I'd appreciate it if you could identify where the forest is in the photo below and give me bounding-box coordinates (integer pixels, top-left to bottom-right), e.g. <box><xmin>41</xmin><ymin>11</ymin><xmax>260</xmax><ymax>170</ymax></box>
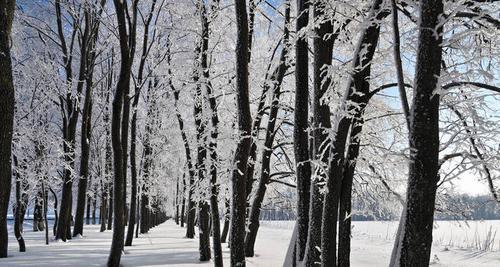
<box><xmin>0</xmin><ymin>0</ymin><xmax>499</xmax><ymax>266</ymax></box>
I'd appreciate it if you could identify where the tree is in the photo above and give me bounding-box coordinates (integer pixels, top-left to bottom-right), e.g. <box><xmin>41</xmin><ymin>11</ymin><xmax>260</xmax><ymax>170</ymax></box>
<box><xmin>294</xmin><ymin>0</ymin><xmax>311</xmax><ymax>262</ymax></box>
<box><xmin>245</xmin><ymin>1</ymin><xmax>291</xmax><ymax>257</ymax></box>
<box><xmin>126</xmin><ymin>0</ymin><xmax>159</xmax><ymax>247</ymax></box>
<box><xmin>108</xmin><ymin>0</ymin><xmax>138</xmax><ymax>266</ymax></box>
<box><xmin>74</xmin><ymin>0</ymin><xmax>106</xmax><ymax>237</ymax></box>
<box><xmin>392</xmin><ymin>0</ymin><xmax>443</xmax><ymax>265</ymax></box>
<box><xmin>0</xmin><ymin>0</ymin><xmax>16</xmax><ymax>258</ymax></box>
<box><xmin>12</xmin><ymin>156</ymin><xmax>26</xmax><ymax>252</ymax></box>
<box><xmin>320</xmin><ymin>0</ymin><xmax>388</xmax><ymax>265</ymax></box>
<box><xmin>230</xmin><ymin>0</ymin><xmax>252</xmax><ymax>265</ymax></box>
<box><xmin>303</xmin><ymin>1</ymin><xmax>334</xmax><ymax>265</ymax></box>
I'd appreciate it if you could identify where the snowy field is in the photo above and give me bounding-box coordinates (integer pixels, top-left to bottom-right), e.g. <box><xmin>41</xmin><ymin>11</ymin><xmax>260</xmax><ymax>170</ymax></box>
<box><xmin>2</xmin><ymin>220</ymin><xmax>500</xmax><ymax>266</ymax></box>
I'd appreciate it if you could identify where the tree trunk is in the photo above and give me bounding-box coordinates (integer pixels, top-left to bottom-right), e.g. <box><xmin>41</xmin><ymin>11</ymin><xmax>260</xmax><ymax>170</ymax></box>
<box><xmin>108</xmin><ymin>1</ymin><xmax>136</xmax><ymax>266</ymax></box>
<box><xmin>0</xmin><ymin>0</ymin><xmax>16</xmax><ymax>257</ymax></box>
<box><xmin>303</xmin><ymin>2</ymin><xmax>334</xmax><ymax>265</ymax></box>
<box><xmin>56</xmin><ymin>0</ymin><xmax>90</xmax><ymax>240</ymax></box>
<box><xmin>75</xmin><ymin>26</ymin><xmax>94</xmax><ymax>235</ymax></box>
<box><xmin>13</xmin><ymin>156</ymin><xmax>26</xmax><ymax>252</ymax></box>
<box><xmin>105</xmin><ymin>69</ymin><xmax>113</xmax><ymax>231</ymax></box>
<box><xmin>175</xmin><ymin>176</ymin><xmax>179</xmax><ymax>225</ymax></box>
<box><xmin>337</xmin><ymin>120</ymin><xmax>364</xmax><ymax>267</ymax></box>
<box><xmin>180</xmin><ymin>173</ymin><xmax>186</xmax><ymax>227</ymax></box>
<box><xmin>125</xmin><ymin>110</ymin><xmax>139</xmax><ymax>246</ymax></box>
<box><xmin>86</xmin><ymin>192</ymin><xmax>91</xmax><ymax>225</ymax></box>
<box><xmin>169</xmin><ymin>52</ymin><xmax>196</xmax><ymax>238</ymax></box>
<box><xmin>392</xmin><ymin>1</ymin><xmax>443</xmax><ymax>265</ymax></box>
<box><xmin>92</xmin><ymin>192</ymin><xmax>97</xmax><ymax>225</ymax></box>
<box><xmin>230</xmin><ymin>0</ymin><xmax>252</xmax><ymax>265</ymax></box>
<box><xmin>41</xmin><ymin>181</ymin><xmax>49</xmax><ymax>245</ymax></box>
<box><xmin>100</xmin><ymin>180</ymin><xmax>108</xmax><ymax>232</ymax></box>
<box><xmin>33</xmin><ymin>191</ymin><xmax>44</xmax><ymax>232</ymax></box>
<box><xmin>125</xmin><ymin>2</ymin><xmax>156</xmax><ymax>247</ymax></box>
<box><xmin>49</xmin><ymin>187</ymin><xmax>58</xmax><ymax>236</ymax></box>
<box><xmin>245</xmin><ymin>3</ymin><xmax>290</xmax><ymax>257</ymax></box>
<box><xmin>294</xmin><ymin>0</ymin><xmax>310</xmax><ymax>262</ymax></box>
<box><xmin>107</xmin><ymin>183</ymin><xmax>113</xmax><ymax>230</ymax></box>
<box><xmin>220</xmin><ymin>198</ymin><xmax>230</xmax><ymax>243</ymax></box>
<box><xmin>193</xmin><ymin>44</ymin><xmax>211</xmax><ymax>262</ymax></box>
<box><xmin>140</xmin><ymin>186</ymin><xmax>149</xmax><ymax>234</ymax></box>
<box><xmin>320</xmin><ymin>2</ymin><xmax>388</xmax><ymax>265</ymax></box>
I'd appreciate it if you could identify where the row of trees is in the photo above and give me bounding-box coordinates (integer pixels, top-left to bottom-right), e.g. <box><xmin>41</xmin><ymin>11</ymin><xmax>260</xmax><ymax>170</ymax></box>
<box><xmin>0</xmin><ymin>0</ymin><xmax>499</xmax><ymax>267</ymax></box>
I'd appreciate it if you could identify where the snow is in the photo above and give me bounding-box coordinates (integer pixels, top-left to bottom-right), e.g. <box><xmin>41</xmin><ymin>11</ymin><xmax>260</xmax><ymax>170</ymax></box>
<box><xmin>2</xmin><ymin>220</ymin><xmax>500</xmax><ymax>266</ymax></box>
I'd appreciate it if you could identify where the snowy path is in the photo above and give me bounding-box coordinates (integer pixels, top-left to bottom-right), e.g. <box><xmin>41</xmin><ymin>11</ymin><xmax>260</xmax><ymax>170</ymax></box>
<box><xmin>2</xmin><ymin>220</ymin><xmax>290</xmax><ymax>267</ymax></box>
<box><xmin>2</xmin><ymin>220</ymin><xmax>500</xmax><ymax>266</ymax></box>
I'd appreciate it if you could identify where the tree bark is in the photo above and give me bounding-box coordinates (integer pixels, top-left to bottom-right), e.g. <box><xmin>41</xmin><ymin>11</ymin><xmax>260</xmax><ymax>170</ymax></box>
<box><xmin>74</xmin><ymin>4</ymin><xmax>102</xmax><ymax>236</ymax></box>
<box><xmin>220</xmin><ymin>198</ymin><xmax>230</xmax><ymax>243</ymax></box>
<box><xmin>230</xmin><ymin>0</ymin><xmax>252</xmax><ymax>265</ymax></box>
<box><xmin>0</xmin><ymin>0</ymin><xmax>16</xmax><ymax>258</ymax></box>
<box><xmin>193</xmin><ymin>24</ymin><xmax>211</xmax><ymax>260</ymax></box>
<box><xmin>320</xmin><ymin>1</ymin><xmax>388</xmax><ymax>265</ymax></box>
<box><xmin>392</xmin><ymin>0</ymin><xmax>443</xmax><ymax>265</ymax></box>
<box><xmin>294</xmin><ymin>0</ymin><xmax>311</xmax><ymax>262</ymax></box>
<box><xmin>13</xmin><ymin>156</ymin><xmax>26</xmax><ymax>252</ymax></box>
<box><xmin>169</xmin><ymin>46</ymin><xmax>196</xmax><ymax>238</ymax></box>
<box><xmin>245</xmin><ymin>2</ymin><xmax>290</xmax><ymax>257</ymax></box>
<box><xmin>180</xmin><ymin>173</ymin><xmax>186</xmax><ymax>227</ymax></box>
<box><xmin>126</xmin><ymin>0</ymin><xmax>157</xmax><ymax>246</ymax></box>
<box><xmin>55</xmin><ymin>0</ymin><xmax>87</xmax><ymax>241</ymax></box>
<box><xmin>108</xmin><ymin>1</ymin><xmax>137</xmax><ymax>266</ymax></box>
<box><xmin>303</xmin><ymin>2</ymin><xmax>334</xmax><ymax>265</ymax></box>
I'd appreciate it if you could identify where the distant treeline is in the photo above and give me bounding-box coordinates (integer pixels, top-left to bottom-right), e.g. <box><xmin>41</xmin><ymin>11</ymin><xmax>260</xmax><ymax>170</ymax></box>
<box><xmin>259</xmin><ymin>194</ymin><xmax>500</xmax><ymax>221</ymax></box>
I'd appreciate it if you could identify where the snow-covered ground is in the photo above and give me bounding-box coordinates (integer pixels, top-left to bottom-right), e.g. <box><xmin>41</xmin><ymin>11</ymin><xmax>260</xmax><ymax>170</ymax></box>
<box><xmin>2</xmin><ymin>220</ymin><xmax>500</xmax><ymax>266</ymax></box>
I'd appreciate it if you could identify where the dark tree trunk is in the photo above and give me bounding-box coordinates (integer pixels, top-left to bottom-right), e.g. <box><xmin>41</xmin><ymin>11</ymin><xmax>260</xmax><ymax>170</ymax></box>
<box><xmin>242</xmin><ymin>4</ymin><xmax>257</xmax><ymax>200</ymax></box>
<box><xmin>105</xmin><ymin>63</ymin><xmax>113</xmax><ymax>231</ymax></box>
<box><xmin>303</xmin><ymin>2</ymin><xmax>334</xmax><ymax>265</ymax></box>
<box><xmin>169</xmin><ymin>48</ymin><xmax>196</xmax><ymax>238</ymax></box>
<box><xmin>220</xmin><ymin>198</ymin><xmax>230</xmax><ymax>243</ymax></box>
<box><xmin>75</xmin><ymin>27</ymin><xmax>93</xmax><ymax>235</ymax></box>
<box><xmin>175</xmin><ymin>176</ymin><xmax>179</xmax><ymax>225</ymax></box>
<box><xmin>74</xmin><ymin>0</ymin><xmax>104</xmax><ymax>238</ymax></box>
<box><xmin>0</xmin><ymin>0</ymin><xmax>16</xmax><ymax>257</ymax></box>
<box><xmin>33</xmin><ymin>191</ymin><xmax>44</xmax><ymax>232</ymax></box>
<box><xmin>337</xmin><ymin>120</ymin><xmax>364</xmax><ymax>267</ymax></box>
<box><xmin>126</xmin><ymin>2</ymin><xmax>157</xmax><ymax>247</ymax></box>
<box><xmin>19</xmin><ymin>181</ymin><xmax>28</xmax><ymax>234</ymax></box>
<box><xmin>125</xmin><ymin>109</ymin><xmax>139</xmax><ymax>246</ymax></box>
<box><xmin>205</xmin><ymin>22</ymin><xmax>224</xmax><ymax>267</ymax></box>
<box><xmin>86</xmin><ymin>192</ymin><xmax>91</xmax><ymax>225</ymax></box>
<box><xmin>230</xmin><ymin>0</ymin><xmax>252</xmax><ymax>265</ymax></box>
<box><xmin>135</xmin><ymin>198</ymin><xmax>140</xmax><ymax>238</ymax></box>
<box><xmin>180</xmin><ymin>173</ymin><xmax>186</xmax><ymax>227</ymax></box>
<box><xmin>92</xmin><ymin>191</ymin><xmax>97</xmax><ymax>225</ymax></box>
<box><xmin>245</xmin><ymin>3</ymin><xmax>290</xmax><ymax>257</ymax></box>
<box><xmin>140</xmin><ymin>186</ymin><xmax>149</xmax><ymax>234</ymax></box>
<box><xmin>122</xmin><ymin>0</ymin><xmax>156</xmax><ymax>246</ymax></box>
<box><xmin>294</xmin><ymin>0</ymin><xmax>310</xmax><ymax>262</ymax></box>
<box><xmin>13</xmin><ymin>156</ymin><xmax>26</xmax><ymax>252</ymax></box>
<box><xmin>320</xmin><ymin>1</ymin><xmax>387</xmax><ymax>265</ymax></box>
<box><xmin>108</xmin><ymin>1</ymin><xmax>137</xmax><ymax>266</ymax></box>
<box><xmin>107</xmin><ymin>182</ymin><xmax>113</xmax><ymax>230</ymax></box>
<box><xmin>41</xmin><ymin>181</ymin><xmax>49</xmax><ymax>245</ymax></box>
<box><xmin>49</xmin><ymin>187</ymin><xmax>58</xmax><ymax>236</ymax></box>
<box><xmin>392</xmin><ymin>1</ymin><xmax>443</xmax><ymax>265</ymax></box>
<box><xmin>207</xmin><ymin>64</ymin><xmax>223</xmax><ymax>267</ymax></box>
<box><xmin>100</xmin><ymin>180</ymin><xmax>108</xmax><ymax>232</ymax></box>
<box><xmin>193</xmin><ymin>41</ymin><xmax>211</xmax><ymax>262</ymax></box>
<box><xmin>55</xmin><ymin>0</ymin><xmax>89</xmax><ymax>240</ymax></box>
